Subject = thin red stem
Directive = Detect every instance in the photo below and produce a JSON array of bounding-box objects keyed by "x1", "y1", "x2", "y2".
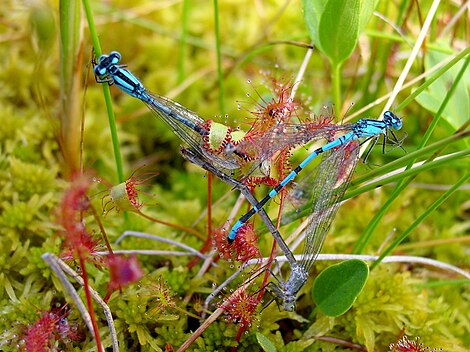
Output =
[{"x1": 78, "y1": 251, "x2": 103, "y2": 352}]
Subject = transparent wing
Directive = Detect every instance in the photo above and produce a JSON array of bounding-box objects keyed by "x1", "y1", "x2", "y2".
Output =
[
  {"x1": 236, "y1": 122, "x2": 352, "y2": 163},
  {"x1": 292, "y1": 141, "x2": 360, "y2": 272},
  {"x1": 145, "y1": 93, "x2": 241, "y2": 171}
]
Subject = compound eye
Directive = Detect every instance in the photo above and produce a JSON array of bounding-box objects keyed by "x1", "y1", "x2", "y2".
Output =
[
  {"x1": 94, "y1": 65, "x2": 106, "y2": 76},
  {"x1": 384, "y1": 111, "x2": 394, "y2": 120},
  {"x1": 96, "y1": 54, "x2": 108, "y2": 65},
  {"x1": 109, "y1": 51, "x2": 122, "y2": 64},
  {"x1": 394, "y1": 119, "x2": 403, "y2": 130}
]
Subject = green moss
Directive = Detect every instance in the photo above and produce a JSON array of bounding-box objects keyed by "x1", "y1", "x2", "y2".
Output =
[
  {"x1": 154, "y1": 320, "x2": 190, "y2": 349},
  {"x1": 9, "y1": 158, "x2": 58, "y2": 200},
  {"x1": 0, "y1": 193, "x2": 56, "y2": 242},
  {"x1": 199, "y1": 321, "x2": 239, "y2": 351}
]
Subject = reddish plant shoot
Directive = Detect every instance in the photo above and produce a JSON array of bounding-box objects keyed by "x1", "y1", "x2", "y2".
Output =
[
  {"x1": 236, "y1": 77, "x2": 335, "y2": 191},
  {"x1": 232, "y1": 223, "x2": 261, "y2": 263},
  {"x1": 56, "y1": 175, "x2": 105, "y2": 350},
  {"x1": 106, "y1": 255, "x2": 144, "y2": 291},
  {"x1": 20, "y1": 306, "x2": 82, "y2": 352},
  {"x1": 219, "y1": 286, "x2": 259, "y2": 331},
  {"x1": 390, "y1": 336, "x2": 440, "y2": 352},
  {"x1": 212, "y1": 226, "x2": 236, "y2": 261},
  {"x1": 145, "y1": 276, "x2": 178, "y2": 317},
  {"x1": 58, "y1": 175, "x2": 104, "y2": 265},
  {"x1": 212, "y1": 224, "x2": 261, "y2": 263}
]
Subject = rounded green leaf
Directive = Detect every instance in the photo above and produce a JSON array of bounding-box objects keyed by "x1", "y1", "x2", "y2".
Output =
[
  {"x1": 256, "y1": 332, "x2": 277, "y2": 352},
  {"x1": 302, "y1": 0, "x2": 378, "y2": 65},
  {"x1": 312, "y1": 259, "x2": 369, "y2": 317},
  {"x1": 302, "y1": 0, "x2": 328, "y2": 51}
]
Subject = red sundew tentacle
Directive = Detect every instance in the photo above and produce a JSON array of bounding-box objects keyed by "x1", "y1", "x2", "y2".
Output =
[
  {"x1": 145, "y1": 276, "x2": 178, "y2": 317},
  {"x1": 125, "y1": 179, "x2": 141, "y2": 209},
  {"x1": 281, "y1": 149, "x2": 293, "y2": 174},
  {"x1": 211, "y1": 226, "x2": 235, "y2": 261},
  {"x1": 23, "y1": 311, "x2": 56, "y2": 352},
  {"x1": 243, "y1": 176, "x2": 279, "y2": 189},
  {"x1": 219, "y1": 287, "x2": 259, "y2": 328},
  {"x1": 232, "y1": 223, "x2": 261, "y2": 263},
  {"x1": 390, "y1": 335, "x2": 438, "y2": 352},
  {"x1": 21, "y1": 305, "x2": 81, "y2": 352},
  {"x1": 246, "y1": 77, "x2": 298, "y2": 128},
  {"x1": 102, "y1": 169, "x2": 160, "y2": 213},
  {"x1": 202, "y1": 120, "x2": 234, "y2": 155},
  {"x1": 60, "y1": 233, "x2": 106, "y2": 268},
  {"x1": 200, "y1": 119, "x2": 213, "y2": 151}
]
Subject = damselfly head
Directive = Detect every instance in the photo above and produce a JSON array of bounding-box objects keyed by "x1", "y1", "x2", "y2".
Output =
[
  {"x1": 384, "y1": 111, "x2": 402, "y2": 131},
  {"x1": 283, "y1": 298, "x2": 296, "y2": 312},
  {"x1": 94, "y1": 51, "x2": 122, "y2": 77},
  {"x1": 265, "y1": 281, "x2": 296, "y2": 311}
]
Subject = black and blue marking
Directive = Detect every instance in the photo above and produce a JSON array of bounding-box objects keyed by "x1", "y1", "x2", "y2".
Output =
[{"x1": 227, "y1": 111, "x2": 402, "y2": 243}]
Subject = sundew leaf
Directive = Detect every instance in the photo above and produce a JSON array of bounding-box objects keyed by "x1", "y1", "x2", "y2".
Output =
[
  {"x1": 302, "y1": 0, "x2": 378, "y2": 66},
  {"x1": 415, "y1": 50, "x2": 470, "y2": 130},
  {"x1": 312, "y1": 259, "x2": 369, "y2": 317},
  {"x1": 256, "y1": 332, "x2": 277, "y2": 352}
]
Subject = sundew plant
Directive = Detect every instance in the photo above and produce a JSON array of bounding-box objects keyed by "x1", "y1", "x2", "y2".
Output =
[{"x1": 0, "y1": 0, "x2": 469, "y2": 351}]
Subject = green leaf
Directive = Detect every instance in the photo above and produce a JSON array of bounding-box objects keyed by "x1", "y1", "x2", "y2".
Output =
[
  {"x1": 415, "y1": 49, "x2": 470, "y2": 130},
  {"x1": 318, "y1": 0, "x2": 360, "y2": 65},
  {"x1": 256, "y1": 332, "x2": 277, "y2": 352},
  {"x1": 312, "y1": 259, "x2": 369, "y2": 317},
  {"x1": 358, "y1": 0, "x2": 379, "y2": 32},
  {"x1": 302, "y1": 0, "x2": 328, "y2": 51},
  {"x1": 302, "y1": 0, "x2": 378, "y2": 66}
]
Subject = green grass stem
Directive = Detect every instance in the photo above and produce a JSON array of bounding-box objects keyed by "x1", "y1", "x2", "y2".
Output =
[
  {"x1": 350, "y1": 131, "x2": 470, "y2": 187},
  {"x1": 82, "y1": 0, "x2": 124, "y2": 184},
  {"x1": 365, "y1": 30, "x2": 455, "y2": 54},
  {"x1": 331, "y1": 63, "x2": 342, "y2": 113},
  {"x1": 213, "y1": 0, "x2": 225, "y2": 115},
  {"x1": 416, "y1": 279, "x2": 470, "y2": 289},
  {"x1": 177, "y1": 0, "x2": 190, "y2": 84},
  {"x1": 346, "y1": 148, "x2": 469, "y2": 201},
  {"x1": 354, "y1": 53, "x2": 470, "y2": 253},
  {"x1": 370, "y1": 172, "x2": 470, "y2": 270},
  {"x1": 396, "y1": 47, "x2": 470, "y2": 112}
]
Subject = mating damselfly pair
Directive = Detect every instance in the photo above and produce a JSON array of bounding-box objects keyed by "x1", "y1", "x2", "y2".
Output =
[{"x1": 94, "y1": 50, "x2": 403, "y2": 311}]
